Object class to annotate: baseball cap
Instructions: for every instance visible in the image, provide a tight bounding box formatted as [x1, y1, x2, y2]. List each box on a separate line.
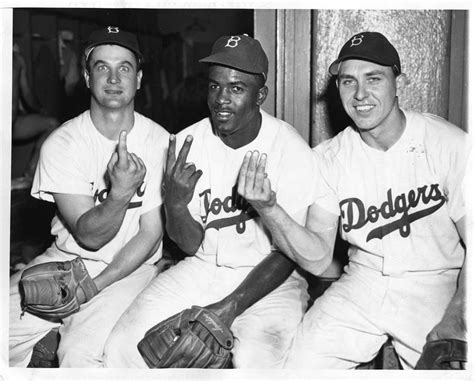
[329, 31, 401, 76]
[199, 34, 269, 80]
[84, 26, 143, 63]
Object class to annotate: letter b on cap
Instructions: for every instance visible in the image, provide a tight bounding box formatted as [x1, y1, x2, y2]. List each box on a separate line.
[350, 34, 364, 47]
[225, 36, 241, 48]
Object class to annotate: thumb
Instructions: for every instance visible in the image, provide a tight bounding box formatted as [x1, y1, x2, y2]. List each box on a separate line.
[108, 151, 118, 171]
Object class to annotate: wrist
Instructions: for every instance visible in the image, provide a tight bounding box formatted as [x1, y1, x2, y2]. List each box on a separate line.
[212, 297, 239, 326]
[107, 188, 133, 204]
[92, 274, 108, 292]
[256, 202, 278, 218]
[445, 296, 466, 317]
[165, 200, 190, 215]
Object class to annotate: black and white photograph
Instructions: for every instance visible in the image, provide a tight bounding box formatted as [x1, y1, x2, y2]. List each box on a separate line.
[1, 1, 472, 380]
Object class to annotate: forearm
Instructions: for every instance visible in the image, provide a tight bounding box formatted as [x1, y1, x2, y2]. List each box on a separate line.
[227, 251, 294, 314]
[444, 257, 466, 318]
[426, 254, 467, 342]
[93, 229, 161, 291]
[258, 204, 335, 276]
[208, 251, 296, 326]
[165, 203, 203, 255]
[449, 217, 468, 310]
[75, 195, 130, 250]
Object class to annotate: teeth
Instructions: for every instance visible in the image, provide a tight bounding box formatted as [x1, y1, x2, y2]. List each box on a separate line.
[356, 105, 374, 112]
[217, 112, 231, 116]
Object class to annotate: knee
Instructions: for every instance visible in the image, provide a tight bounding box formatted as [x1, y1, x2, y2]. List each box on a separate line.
[46, 117, 58, 132]
[102, 330, 125, 366]
[103, 327, 146, 368]
[57, 339, 102, 368]
[232, 328, 291, 368]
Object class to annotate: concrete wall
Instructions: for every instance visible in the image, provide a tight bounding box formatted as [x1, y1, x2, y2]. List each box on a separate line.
[312, 10, 452, 145]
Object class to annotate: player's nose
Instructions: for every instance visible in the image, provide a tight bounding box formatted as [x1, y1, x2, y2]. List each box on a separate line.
[215, 88, 230, 104]
[354, 83, 368, 100]
[107, 69, 121, 84]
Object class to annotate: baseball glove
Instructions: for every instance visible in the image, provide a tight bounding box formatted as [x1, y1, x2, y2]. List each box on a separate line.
[415, 339, 467, 370]
[19, 256, 98, 322]
[137, 305, 234, 368]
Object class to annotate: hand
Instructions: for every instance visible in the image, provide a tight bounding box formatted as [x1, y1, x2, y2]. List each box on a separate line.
[425, 308, 466, 369]
[107, 130, 146, 202]
[204, 298, 238, 328]
[426, 310, 466, 342]
[164, 134, 202, 207]
[237, 151, 276, 212]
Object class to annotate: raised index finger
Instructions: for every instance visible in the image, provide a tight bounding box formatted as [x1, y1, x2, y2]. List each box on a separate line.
[237, 151, 252, 194]
[175, 135, 194, 168]
[117, 130, 128, 167]
[165, 134, 177, 176]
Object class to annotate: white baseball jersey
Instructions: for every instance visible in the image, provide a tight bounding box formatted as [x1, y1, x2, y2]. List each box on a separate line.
[175, 109, 315, 268]
[31, 110, 169, 264]
[312, 110, 470, 275]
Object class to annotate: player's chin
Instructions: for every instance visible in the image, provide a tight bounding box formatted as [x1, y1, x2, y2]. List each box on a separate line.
[211, 119, 233, 133]
[102, 99, 130, 109]
[349, 115, 378, 131]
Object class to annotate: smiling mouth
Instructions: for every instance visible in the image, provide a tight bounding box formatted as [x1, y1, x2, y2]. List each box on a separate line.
[355, 104, 375, 113]
[214, 110, 233, 121]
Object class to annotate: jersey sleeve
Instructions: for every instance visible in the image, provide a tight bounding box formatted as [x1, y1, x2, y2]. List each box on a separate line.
[443, 135, 471, 223]
[31, 129, 92, 202]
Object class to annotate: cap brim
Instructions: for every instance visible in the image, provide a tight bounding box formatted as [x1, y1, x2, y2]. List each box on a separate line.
[85, 41, 142, 61]
[328, 59, 342, 76]
[328, 54, 395, 76]
[199, 53, 261, 75]
[199, 53, 240, 68]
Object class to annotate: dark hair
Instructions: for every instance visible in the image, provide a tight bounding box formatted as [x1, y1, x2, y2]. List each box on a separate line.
[392, 65, 401, 77]
[256, 73, 266, 88]
[335, 63, 401, 80]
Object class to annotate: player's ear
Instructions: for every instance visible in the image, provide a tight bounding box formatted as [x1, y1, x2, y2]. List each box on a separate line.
[136, 69, 143, 90]
[83, 69, 90, 89]
[257, 85, 268, 106]
[395, 73, 408, 93]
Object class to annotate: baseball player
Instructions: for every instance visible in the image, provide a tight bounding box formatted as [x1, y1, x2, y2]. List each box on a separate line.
[240, 31, 470, 369]
[9, 26, 169, 367]
[103, 34, 316, 368]
[11, 42, 59, 191]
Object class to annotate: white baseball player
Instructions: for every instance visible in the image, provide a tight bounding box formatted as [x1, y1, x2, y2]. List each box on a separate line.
[240, 31, 470, 369]
[9, 26, 169, 367]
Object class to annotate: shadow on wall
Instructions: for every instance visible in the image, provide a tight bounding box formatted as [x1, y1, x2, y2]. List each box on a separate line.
[318, 76, 353, 136]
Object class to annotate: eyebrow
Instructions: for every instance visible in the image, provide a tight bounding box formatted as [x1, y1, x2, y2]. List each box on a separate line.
[92, 59, 135, 68]
[209, 79, 248, 87]
[339, 69, 386, 79]
[229, 80, 248, 87]
[364, 70, 385, 76]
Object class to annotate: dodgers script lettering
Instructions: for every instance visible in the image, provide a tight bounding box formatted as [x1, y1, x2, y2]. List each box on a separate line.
[340, 184, 446, 242]
[199, 185, 258, 233]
